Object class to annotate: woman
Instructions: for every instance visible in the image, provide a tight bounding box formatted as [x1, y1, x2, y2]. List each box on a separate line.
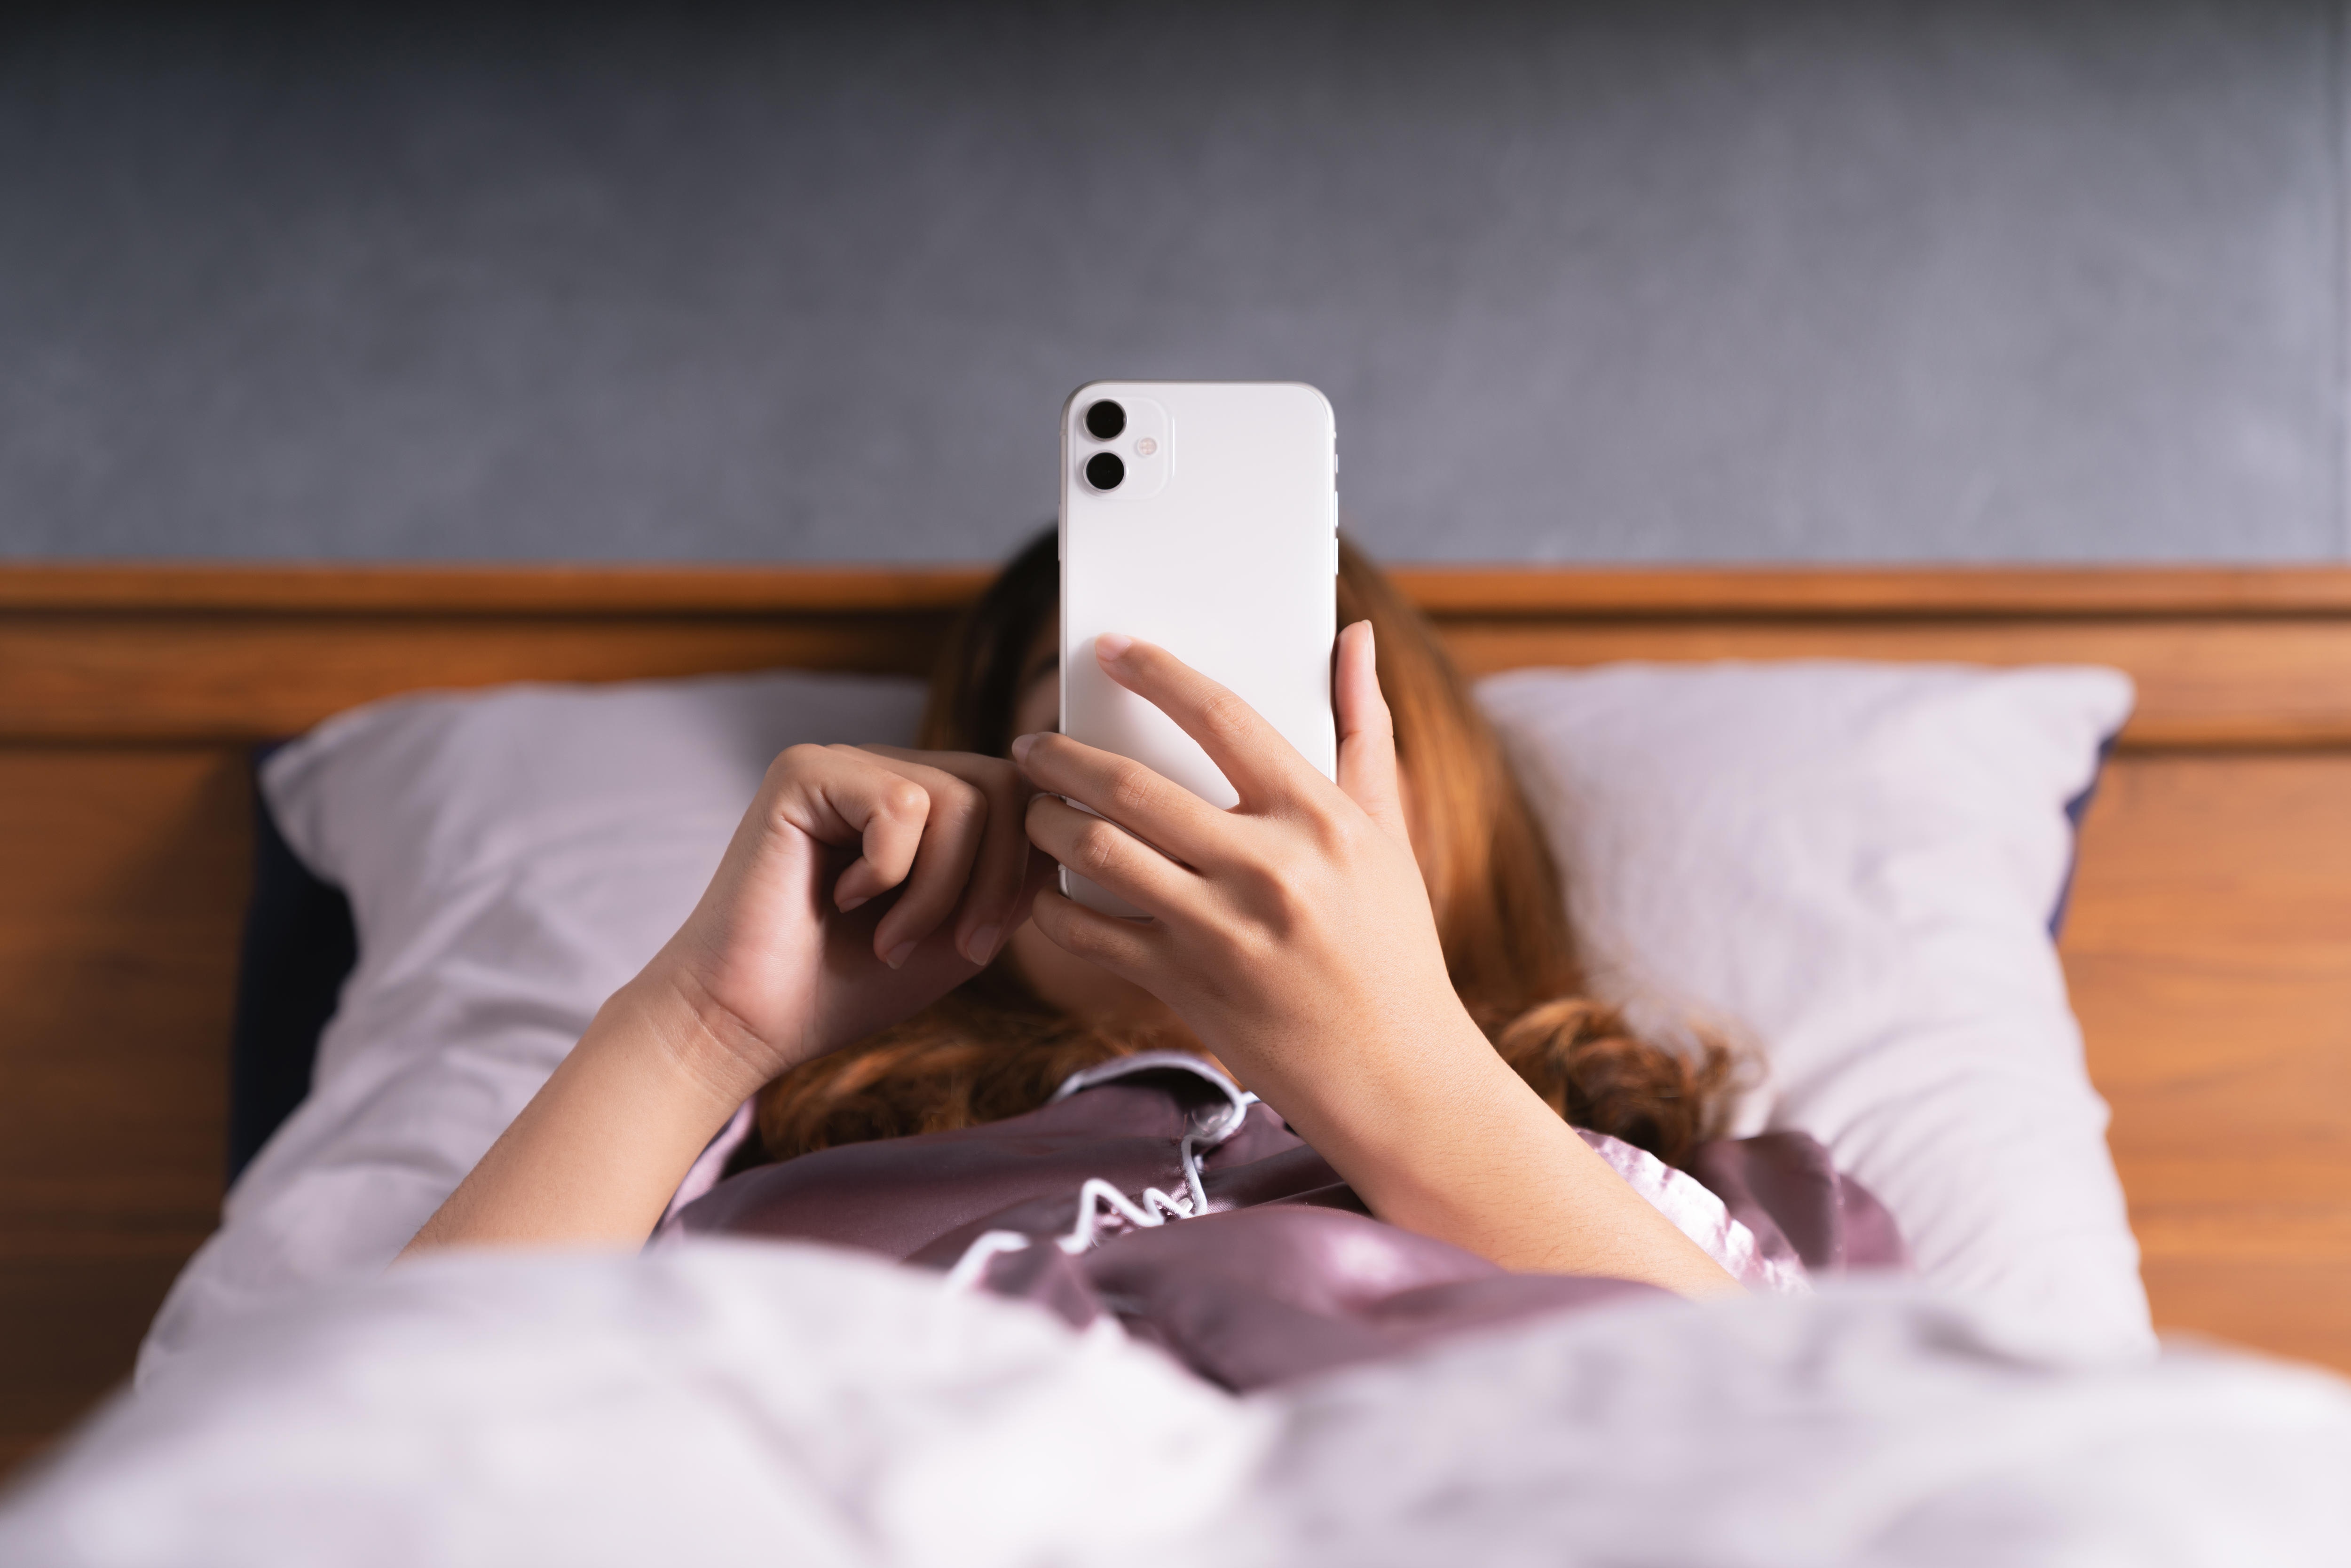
[404, 536, 1751, 1302]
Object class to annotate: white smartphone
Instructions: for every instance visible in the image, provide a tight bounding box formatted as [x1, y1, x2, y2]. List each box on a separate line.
[1057, 380, 1339, 915]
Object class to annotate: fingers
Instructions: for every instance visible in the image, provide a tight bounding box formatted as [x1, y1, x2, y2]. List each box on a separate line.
[862, 746, 1033, 965]
[773, 745, 1031, 970]
[1025, 885, 1161, 977]
[777, 747, 932, 932]
[1007, 729, 1229, 870]
[1021, 793, 1204, 920]
[1089, 634, 1318, 807]
[846, 754, 988, 968]
[1333, 621, 1411, 846]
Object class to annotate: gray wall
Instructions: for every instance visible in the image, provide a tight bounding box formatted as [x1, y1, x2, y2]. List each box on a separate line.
[3, 2, 2343, 564]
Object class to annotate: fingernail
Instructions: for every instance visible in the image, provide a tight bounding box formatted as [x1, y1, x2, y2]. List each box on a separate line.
[1010, 733, 1037, 764]
[1094, 632, 1134, 662]
[884, 940, 916, 969]
[964, 924, 1000, 964]
[837, 892, 871, 913]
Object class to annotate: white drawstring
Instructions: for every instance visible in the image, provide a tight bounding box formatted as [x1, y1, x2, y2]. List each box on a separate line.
[1057, 1177, 1194, 1253]
[942, 1229, 1039, 1292]
[1176, 1134, 1210, 1217]
[945, 1053, 1253, 1293]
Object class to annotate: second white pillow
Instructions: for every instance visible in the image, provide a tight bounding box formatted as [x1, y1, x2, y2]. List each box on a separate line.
[1479, 660, 2149, 1358]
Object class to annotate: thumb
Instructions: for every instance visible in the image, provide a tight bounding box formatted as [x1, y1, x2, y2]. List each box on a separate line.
[1334, 620, 1411, 845]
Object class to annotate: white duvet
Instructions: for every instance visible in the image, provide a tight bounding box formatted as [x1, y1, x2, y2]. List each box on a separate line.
[7, 1242, 2345, 1566]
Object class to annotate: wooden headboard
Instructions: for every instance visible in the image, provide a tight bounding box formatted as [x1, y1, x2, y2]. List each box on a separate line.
[5, 562, 2349, 1469]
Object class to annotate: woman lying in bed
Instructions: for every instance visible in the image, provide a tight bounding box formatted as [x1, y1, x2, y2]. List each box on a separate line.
[406, 538, 1896, 1373]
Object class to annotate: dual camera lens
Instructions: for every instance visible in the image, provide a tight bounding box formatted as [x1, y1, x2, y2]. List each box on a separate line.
[1081, 399, 1126, 490]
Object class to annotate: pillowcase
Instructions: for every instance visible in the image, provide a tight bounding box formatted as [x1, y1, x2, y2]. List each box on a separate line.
[1478, 661, 2148, 1355]
[140, 671, 929, 1376]
[143, 654, 2146, 1374]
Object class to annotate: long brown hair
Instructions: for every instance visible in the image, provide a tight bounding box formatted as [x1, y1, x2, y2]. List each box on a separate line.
[751, 531, 1739, 1168]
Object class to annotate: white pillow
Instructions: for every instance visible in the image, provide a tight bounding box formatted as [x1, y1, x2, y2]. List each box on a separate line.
[1478, 661, 2148, 1356]
[142, 656, 2147, 1373]
[140, 671, 929, 1377]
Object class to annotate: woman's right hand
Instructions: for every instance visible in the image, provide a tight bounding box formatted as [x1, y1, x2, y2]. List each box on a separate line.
[632, 742, 1052, 1106]
[404, 741, 1046, 1258]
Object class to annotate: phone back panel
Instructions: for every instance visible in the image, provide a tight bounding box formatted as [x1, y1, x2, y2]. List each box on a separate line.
[1059, 380, 1338, 913]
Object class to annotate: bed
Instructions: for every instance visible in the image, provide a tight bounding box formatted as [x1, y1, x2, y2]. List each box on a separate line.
[3, 560, 2349, 1481]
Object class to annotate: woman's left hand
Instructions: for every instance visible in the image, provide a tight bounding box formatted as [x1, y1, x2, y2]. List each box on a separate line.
[1016, 625, 1739, 1296]
[1015, 624, 1479, 1170]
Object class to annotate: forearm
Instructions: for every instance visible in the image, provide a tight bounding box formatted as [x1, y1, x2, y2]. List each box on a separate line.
[398, 974, 760, 1259]
[1294, 1015, 1743, 1299]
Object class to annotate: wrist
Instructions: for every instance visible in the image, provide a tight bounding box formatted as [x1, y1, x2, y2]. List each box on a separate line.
[1261, 1000, 1504, 1184]
[1291, 1012, 1740, 1294]
[600, 960, 784, 1116]
[401, 970, 768, 1258]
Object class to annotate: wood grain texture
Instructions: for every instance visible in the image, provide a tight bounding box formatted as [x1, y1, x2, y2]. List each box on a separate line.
[3, 561, 2348, 1471]
[0, 562, 997, 613]
[0, 615, 958, 742]
[10, 561, 2351, 615]
[2059, 753, 2351, 1371]
[0, 749, 245, 1460]
[7, 566, 2351, 748]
